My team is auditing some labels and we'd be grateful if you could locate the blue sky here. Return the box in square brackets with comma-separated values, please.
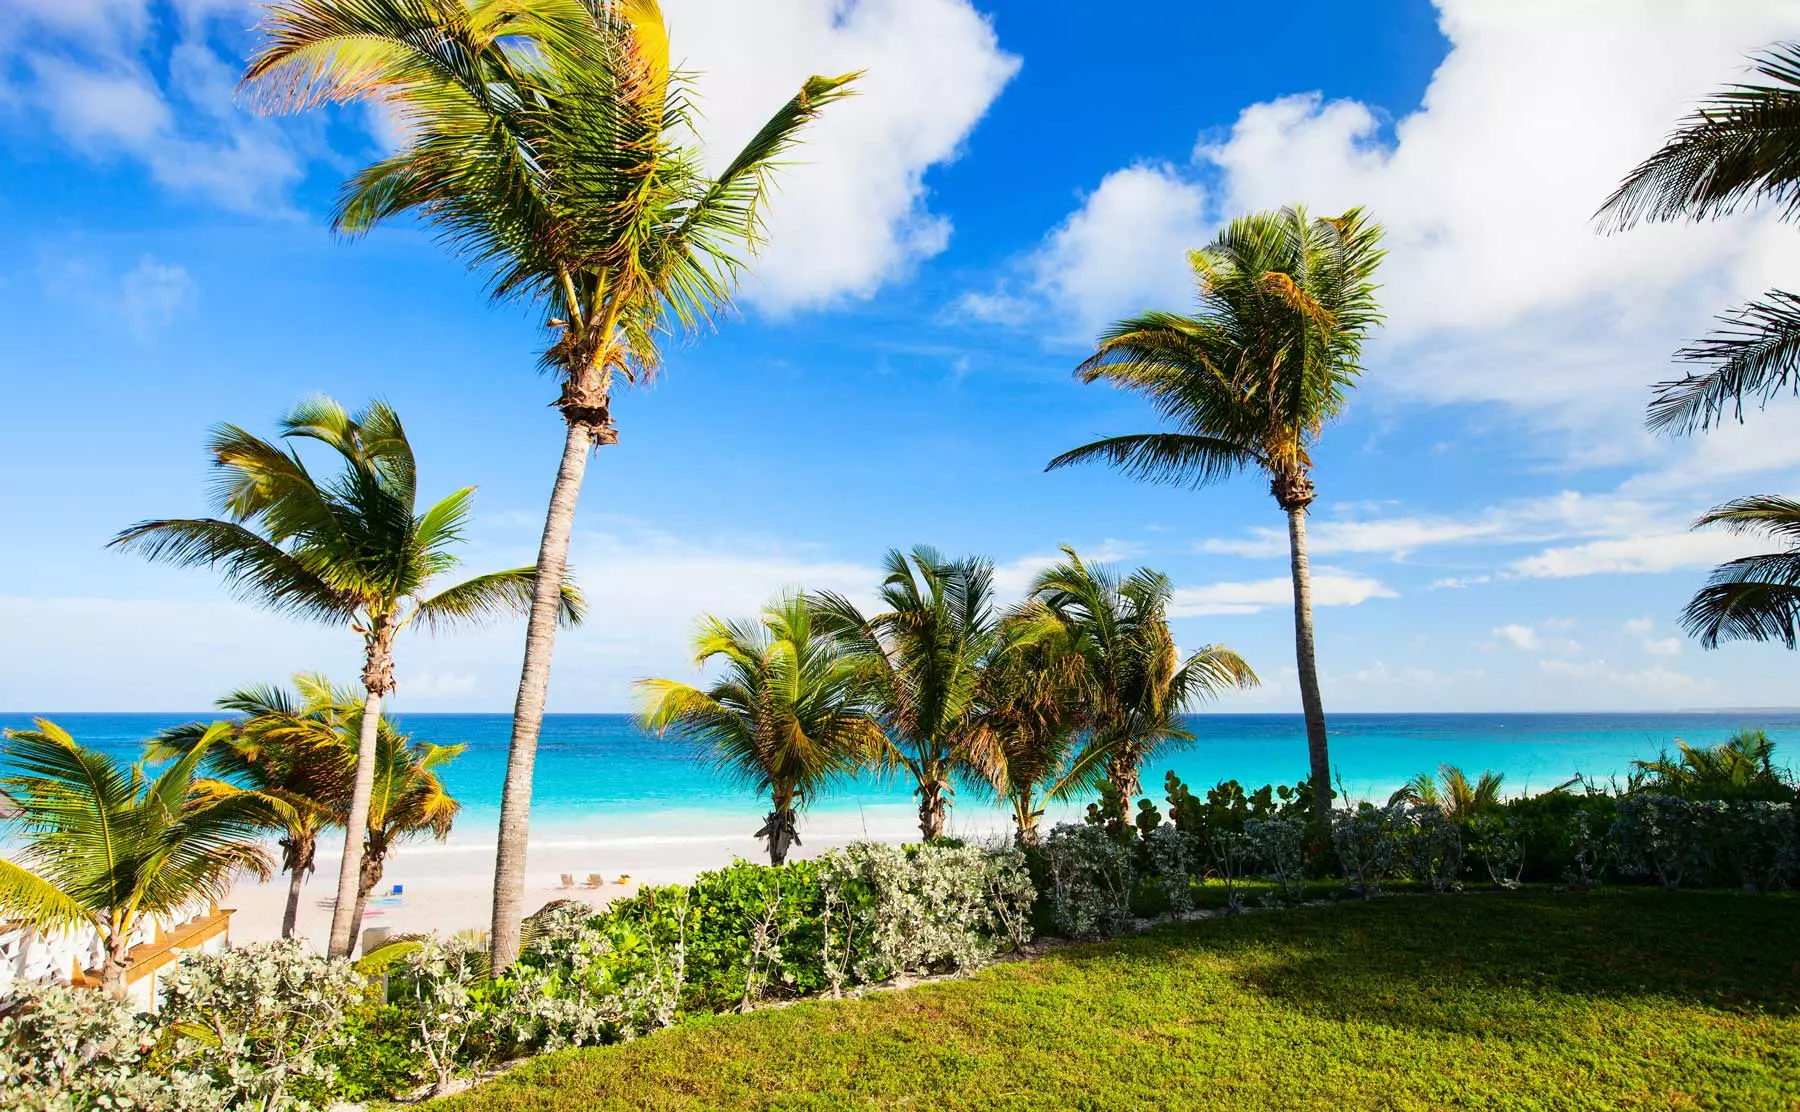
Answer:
[3, 0, 1799, 713]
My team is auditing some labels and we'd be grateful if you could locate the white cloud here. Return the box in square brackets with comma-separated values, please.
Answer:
[1622, 616, 1656, 635]
[965, 0, 1799, 460]
[1169, 568, 1395, 616]
[1537, 657, 1711, 699]
[663, 0, 1018, 312]
[4, 5, 306, 213]
[121, 257, 197, 337]
[1644, 637, 1683, 657]
[1511, 531, 1758, 579]
[1493, 623, 1540, 651]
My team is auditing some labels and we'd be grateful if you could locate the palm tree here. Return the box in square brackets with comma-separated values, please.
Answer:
[1598, 44, 1800, 433]
[1387, 763, 1504, 818]
[111, 396, 581, 959]
[1047, 207, 1385, 825]
[0, 720, 273, 997]
[639, 595, 884, 865]
[1677, 496, 1800, 653]
[237, 0, 855, 971]
[813, 548, 1004, 842]
[970, 620, 1086, 846]
[149, 674, 356, 939]
[347, 724, 464, 935]
[1020, 548, 1258, 803]
[1633, 728, 1793, 802]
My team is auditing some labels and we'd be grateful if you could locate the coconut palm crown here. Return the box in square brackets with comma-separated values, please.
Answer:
[639, 595, 884, 865]
[150, 674, 357, 940]
[111, 396, 580, 960]
[1048, 207, 1383, 824]
[1019, 548, 1258, 803]
[236, 0, 856, 968]
[812, 548, 1004, 842]
[0, 721, 273, 997]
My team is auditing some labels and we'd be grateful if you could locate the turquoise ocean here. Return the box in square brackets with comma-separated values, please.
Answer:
[4, 711, 1796, 845]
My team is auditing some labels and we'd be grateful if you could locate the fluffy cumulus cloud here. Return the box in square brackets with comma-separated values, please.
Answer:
[2, 0, 307, 212]
[661, 0, 1018, 312]
[972, 0, 1798, 446]
[1169, 568, 1395, 617]
[7, 0, 1015, 303]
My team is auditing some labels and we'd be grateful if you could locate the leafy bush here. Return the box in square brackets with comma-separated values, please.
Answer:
[1143, 825, 1198, 915]
[0, 982, 222, 1112]
[1400, 804, 1464, 892]
[1612, 796, 1798, 890]
[308, 999, 425, 1104]
[1243, 817, 1308, 903]
[1041, 823, 1134, 936]
[158, 938, 363, 1112]
[1465, 813, 1525, 888]
[1330, 804, 1403, 894]
[825, 841, 1034, 981]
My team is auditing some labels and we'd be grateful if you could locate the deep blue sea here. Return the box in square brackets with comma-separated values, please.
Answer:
[4, 711, 1795, 844]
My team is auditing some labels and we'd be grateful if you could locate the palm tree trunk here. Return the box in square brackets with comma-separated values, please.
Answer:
[348, 848, 385, 952]
[491, 418, 593, 972]
[1285, 504, 1333, 828]
[918, 775, 947, 841]
[281, 862, 306, 940]
[1106, 753, 1143, 805]
[327, 687, 383, 959]
[100, 929, 132, 999]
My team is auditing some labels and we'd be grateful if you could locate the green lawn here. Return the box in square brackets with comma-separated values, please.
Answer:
[436, 890, 1800, 1111]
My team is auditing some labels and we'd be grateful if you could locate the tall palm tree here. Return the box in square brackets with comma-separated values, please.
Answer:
[238, 0, 855, 971]
[0, 721, 273, 997]
[1021, 548, 1258, 802]
[111, 396, 581, 959]
[1598, 44, 1800, 433]
[347, 725, 464, 936]
[639, 595, 884, 865]
[813, 548, 1003, 842]
[1047, 207, 1384, 825]
[149, 674, 356, 939]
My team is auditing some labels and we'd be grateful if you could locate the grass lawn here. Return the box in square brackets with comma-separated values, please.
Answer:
[435, 890, 1800, 1111]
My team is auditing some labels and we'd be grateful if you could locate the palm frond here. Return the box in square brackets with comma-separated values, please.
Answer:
[1649, 290, 1800, 433]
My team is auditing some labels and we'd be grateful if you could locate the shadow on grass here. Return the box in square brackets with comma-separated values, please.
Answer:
[1059, 888, 1800, 1039]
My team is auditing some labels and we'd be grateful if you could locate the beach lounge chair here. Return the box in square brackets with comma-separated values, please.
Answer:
[582, 874, 603, 888]
[559, 874, 575, 889]
[615, 874, 631, 885]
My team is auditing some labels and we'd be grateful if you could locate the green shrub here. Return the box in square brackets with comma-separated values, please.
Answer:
[0, 982, 222, 1112]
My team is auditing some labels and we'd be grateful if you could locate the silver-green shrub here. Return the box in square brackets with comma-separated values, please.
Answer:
[0, 982, 222, 1112]
[1243, 817, 1308, 903]
[1331, 804, 1403, 894]
[396, 936, 487, 1095]
[1466, 813, 1525, 888]
[159, 938, 362, 1112]
[1041, 823, 1133, 937]
[1144, 825, 1197, 915]
[1613, 795, 1713, 889]
[823, 841, 1034, 980]
[1400, 804, 1464, 892]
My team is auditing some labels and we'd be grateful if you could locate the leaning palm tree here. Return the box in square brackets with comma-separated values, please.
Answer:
[238, 0, 855, 970]
[1598, 44, 1800, 432]
[639, 595, 884, 865]
[1047, 207, 1384, 825]
[0, 721, 273, 997]
[813, 548, 1004, 841]
[346, 725, 464, 937]
[149, 674, 357, 939]
[1020, 548, 1258, 803]
[111, 397, 581, 959]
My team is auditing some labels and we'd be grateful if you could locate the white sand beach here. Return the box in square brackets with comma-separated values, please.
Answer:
[225, 804, 1015, 950]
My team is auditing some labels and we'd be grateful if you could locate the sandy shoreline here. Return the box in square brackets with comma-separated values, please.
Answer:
[222, 805, 1017, 952]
